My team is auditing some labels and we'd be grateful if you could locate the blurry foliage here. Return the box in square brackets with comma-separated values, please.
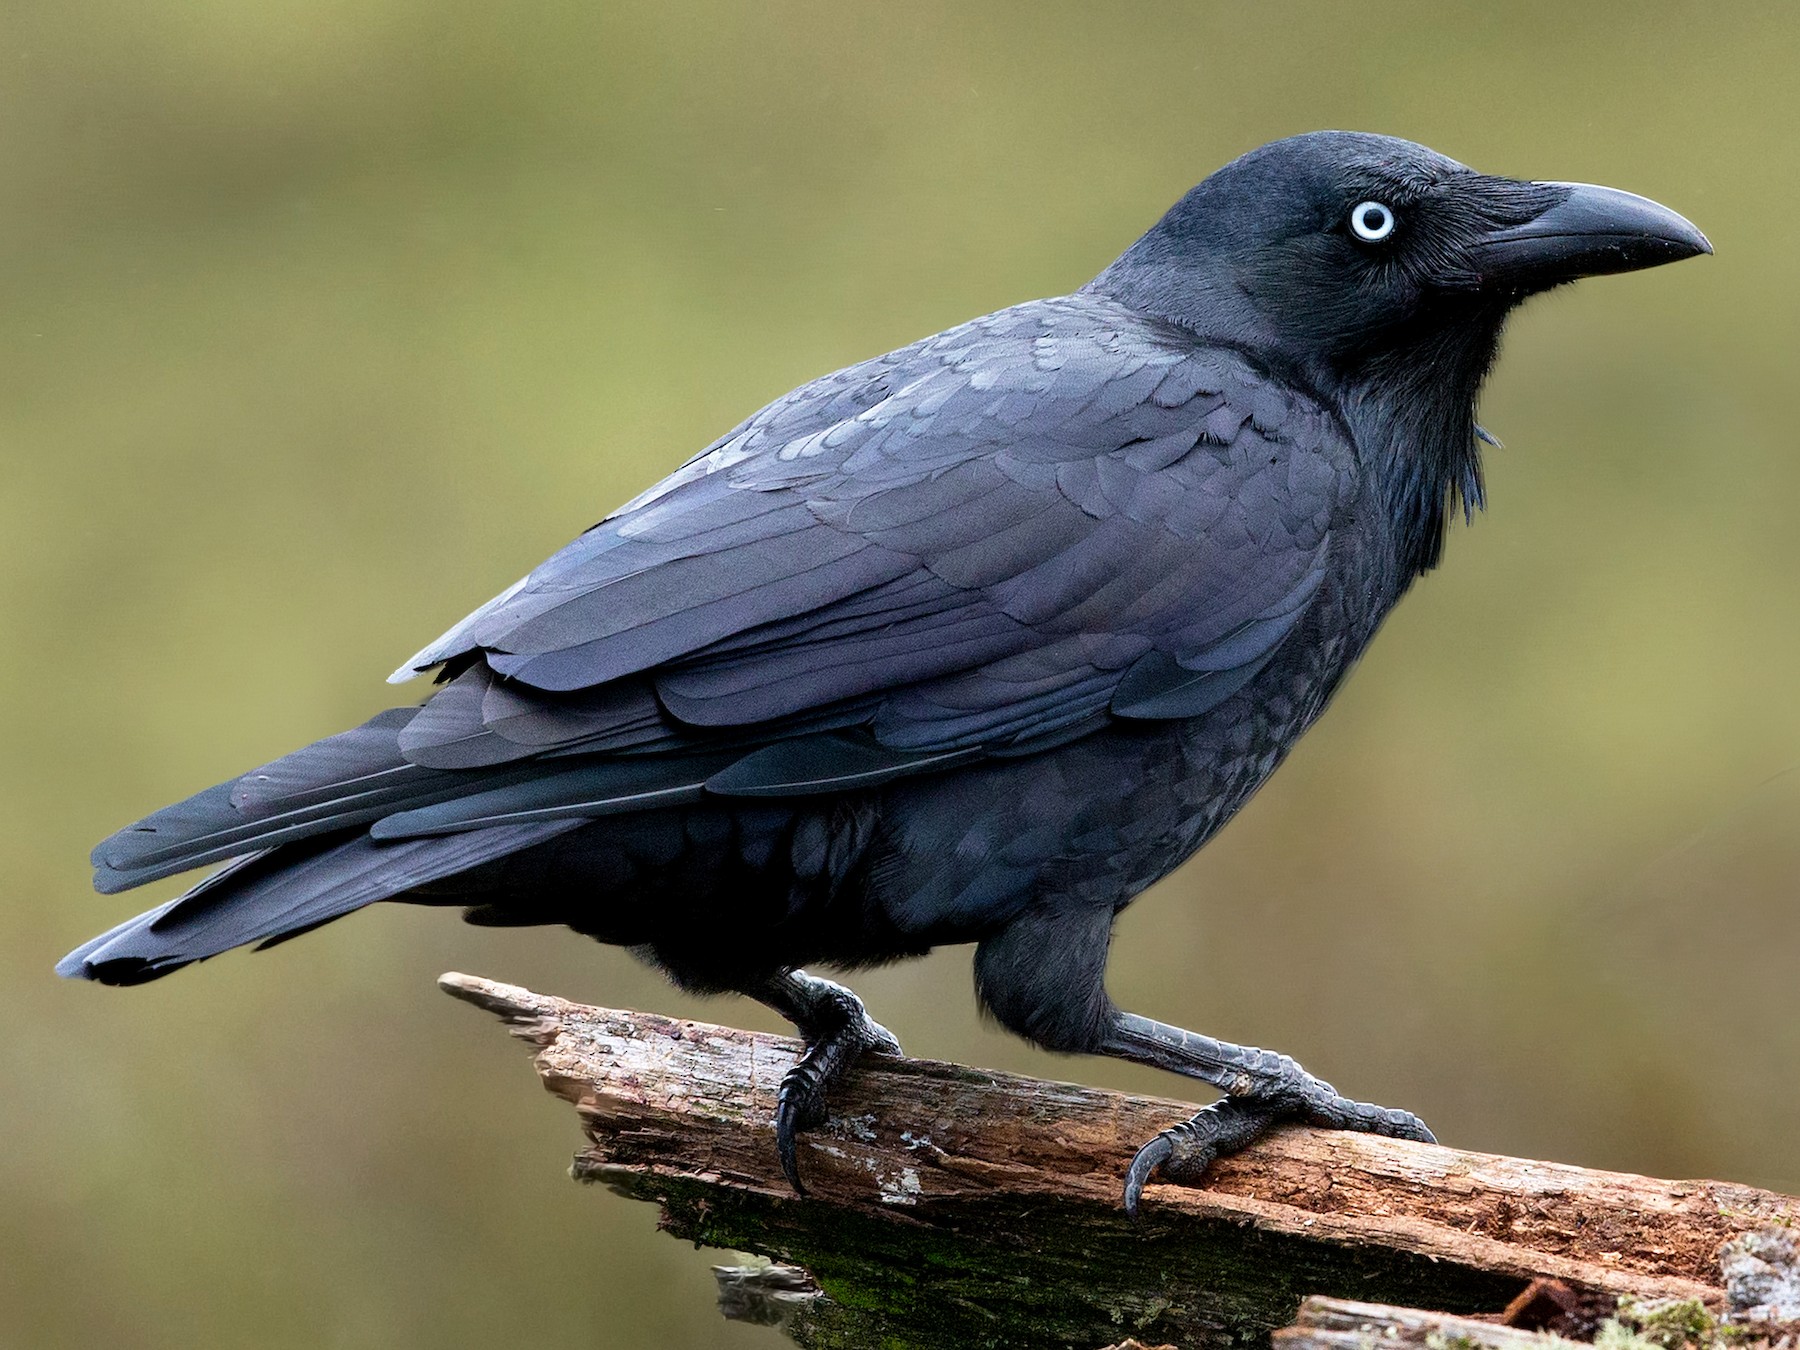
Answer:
[2, 2, 1796, 1346]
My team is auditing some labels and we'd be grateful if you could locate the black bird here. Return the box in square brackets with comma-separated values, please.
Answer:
[61, 133, 1709, 1209]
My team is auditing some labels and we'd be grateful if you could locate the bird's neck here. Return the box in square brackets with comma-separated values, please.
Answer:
[1337, 319, 1503, 583]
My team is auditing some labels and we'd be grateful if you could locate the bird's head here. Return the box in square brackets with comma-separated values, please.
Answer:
[1090, 131, 1710, 573]
[1092, 130, 1709, 371]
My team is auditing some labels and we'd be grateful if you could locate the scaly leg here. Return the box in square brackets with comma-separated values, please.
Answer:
[974, 902, 1433, 1216]
[751, 969, 902, 1194]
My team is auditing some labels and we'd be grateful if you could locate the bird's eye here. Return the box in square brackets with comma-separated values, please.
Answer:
[1349, 201, 1397, 243]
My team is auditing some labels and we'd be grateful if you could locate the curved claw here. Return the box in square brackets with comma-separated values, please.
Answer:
[1121, 1099, 1286, 1217]
[1122, 1132, 1175, 1218]
[775, 1066, 828, 1195]
[775, 1095, 807, 1195]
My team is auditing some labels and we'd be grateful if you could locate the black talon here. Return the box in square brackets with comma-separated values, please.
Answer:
[1123, 1099, 1288, 1216]
[774, 1052, 834, 1193]
[774, 1068, 825, 1193]
[754, 971, 902, 1195]
[1121, 1132, 1173, 1218]
[776, 1125, 805, 1196]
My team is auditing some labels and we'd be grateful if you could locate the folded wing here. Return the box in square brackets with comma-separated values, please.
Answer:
[81, 295, 1352, 959]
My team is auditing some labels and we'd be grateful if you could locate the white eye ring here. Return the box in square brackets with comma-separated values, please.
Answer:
[1349, 200, 1396, 243]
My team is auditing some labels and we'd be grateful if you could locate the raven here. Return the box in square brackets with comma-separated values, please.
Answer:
[62, 133, 1709, 1209]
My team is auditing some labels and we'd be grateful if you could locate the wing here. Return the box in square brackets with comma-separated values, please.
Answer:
[74, 294, 1359, 982]
[96, 294, 1354, 890]
[388, 295, 1351, 784]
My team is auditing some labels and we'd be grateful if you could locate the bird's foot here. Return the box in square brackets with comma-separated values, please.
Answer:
[1121, 1070, 1434, 1217]
[772, 977, 902, 1194]
[1101, 1012, 1434, 1215]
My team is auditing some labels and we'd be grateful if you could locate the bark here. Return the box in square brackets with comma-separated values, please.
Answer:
[1274, 1292, 1800, 1350]
[1274, 1296, 1582, 1350]
[441, 972, 1799, 1350]
[1274, 1297, 1599, 1350]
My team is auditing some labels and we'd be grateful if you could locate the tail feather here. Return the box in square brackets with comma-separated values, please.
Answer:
[89, 708, 532, 893]
[71, 684, 988, 987]
[60, 819, 586, 985]
[55, 897, 187, 983]
[232, 708, 423, 812]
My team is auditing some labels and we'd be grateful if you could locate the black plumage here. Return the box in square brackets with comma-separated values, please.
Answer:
[61, 133, 1710, 1202]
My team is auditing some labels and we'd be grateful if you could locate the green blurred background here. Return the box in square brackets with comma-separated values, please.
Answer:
[4, 2, 1797, 1345]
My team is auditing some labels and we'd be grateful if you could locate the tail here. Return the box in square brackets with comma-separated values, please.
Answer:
[64, 685, 967, 984]
[87, 708, 490, 894]
[60, 707, 582, 985]
[58, 822, 579, 984]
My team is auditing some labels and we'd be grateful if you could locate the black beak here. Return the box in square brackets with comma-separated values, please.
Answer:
[1468, 182, 1711, 290]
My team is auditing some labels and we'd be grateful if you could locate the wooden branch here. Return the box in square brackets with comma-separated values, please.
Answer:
[441, 972, 1799, 1350]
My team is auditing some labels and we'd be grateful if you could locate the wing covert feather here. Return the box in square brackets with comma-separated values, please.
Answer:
[388, 295, 1354, 775]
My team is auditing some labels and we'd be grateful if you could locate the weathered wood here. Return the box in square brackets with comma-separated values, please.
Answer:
[1274, 1289, 1800, 1350]
[442, 972, 1800, 1350]
[1274, 1303, 1584, 1350]
[1274, 1296, 1571, 1350]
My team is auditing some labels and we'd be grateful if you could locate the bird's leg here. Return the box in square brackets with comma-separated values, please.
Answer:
[972, 904, 1432, 1216]
[750, 969, 903, 1194]
[1100, 1010, 1435, 1215]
